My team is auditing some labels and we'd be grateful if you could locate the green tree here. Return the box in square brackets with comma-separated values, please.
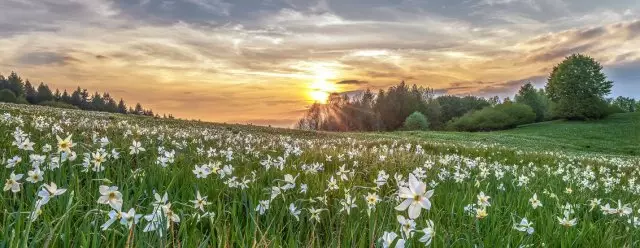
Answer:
[403, 111, 429, 131]
[515, 83, 548, 122]
[612, 96, 636, 112]
[0, 89, 17, 103]
[117, 99, 128, 114]
[24, 80, 37, 104]
[546, 54, 613, 120]
[35, 82, 54, 103]
[6, 72, 24, 96]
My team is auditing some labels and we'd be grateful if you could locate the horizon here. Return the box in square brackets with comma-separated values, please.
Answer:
[1, 0, 639, 127]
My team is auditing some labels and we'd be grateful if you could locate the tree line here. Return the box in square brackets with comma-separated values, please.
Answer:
[0, 71, 173, 118]
[298, 54, 639, 132]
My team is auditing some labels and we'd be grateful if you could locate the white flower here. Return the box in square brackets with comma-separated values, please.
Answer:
[101, 210, 123, 230]
[395, 173, 434, 219]
[380, 231, 405, 248]
[529, 193, 542, 209]
[190, 191, 210, 212]
[397, 215, 416, 238]
[308, 207, 324, 222]
[255, 200, 270, 215]
[26, 168, 44, 183]
[477, 192, 491, 208]
[129, 141, 145, 155]
[56, 134, 74, 154]
[289, 203, 301, 221]
[3, 172, 23, 193]
[513, 217, 534, 234]
[6, 156, 21, 168]
[38, 182, 67, 204]
[419, 220, 435, 245]
[120, 208, 143, 228]
[557, 216, 577, 227]
[97, 185, 123, 211]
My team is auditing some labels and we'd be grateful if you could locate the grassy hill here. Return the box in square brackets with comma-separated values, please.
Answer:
[377, 112, 640, 156]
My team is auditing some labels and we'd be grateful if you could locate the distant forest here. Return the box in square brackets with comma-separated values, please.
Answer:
[0, 71, 173, 118]
[298, 54, 639, 132]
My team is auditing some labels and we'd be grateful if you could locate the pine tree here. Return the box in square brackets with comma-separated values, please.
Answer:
[24, 80, 37, 104]
[35, 82, 54, 103]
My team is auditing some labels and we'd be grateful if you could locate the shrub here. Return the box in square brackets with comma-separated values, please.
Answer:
[448, 103, 536, 132]
[0, 89, 17, 103]
[403, 111, 429, 131]
[494, 103, 536, 127]
[38, 101, 79, 109]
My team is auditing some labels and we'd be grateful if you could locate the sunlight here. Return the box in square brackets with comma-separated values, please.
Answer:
[308, 64, 338, 103]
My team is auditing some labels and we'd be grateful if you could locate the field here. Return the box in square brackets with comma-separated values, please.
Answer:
[1, 103, 639, 247]
[382, 112, 640, 157]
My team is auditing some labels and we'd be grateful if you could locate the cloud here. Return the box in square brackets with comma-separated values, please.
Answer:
[16, 52, 79, 66]
[335, 79, 368, 85]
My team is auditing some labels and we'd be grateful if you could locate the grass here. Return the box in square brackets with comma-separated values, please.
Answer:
[382, 112, 640, 157]
[0, 103, 639, 247]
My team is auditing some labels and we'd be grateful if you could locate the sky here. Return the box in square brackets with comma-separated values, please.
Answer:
[1, 0, 639, 127]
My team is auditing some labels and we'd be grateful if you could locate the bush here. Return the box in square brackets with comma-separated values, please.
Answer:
[403, 111, 429, 131]
[494, 103, 536, 127]
[0, 89, 17, 103]
[448, 103, 536, 132]
[38, 101, 79, 109]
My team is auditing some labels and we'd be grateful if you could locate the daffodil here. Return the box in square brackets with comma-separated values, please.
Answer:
[97, 185, 123, 211]
[395, 173, 434, 219]
[56, 134, 74, 154]
[4, 172, 23, 193]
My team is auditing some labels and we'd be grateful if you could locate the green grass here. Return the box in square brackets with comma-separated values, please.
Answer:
[381, 112, 640, 157]
[1, 103, 640, 247]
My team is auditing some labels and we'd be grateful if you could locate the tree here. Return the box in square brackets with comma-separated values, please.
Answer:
[612, 96, 636, 112]
[35, 82, 54, 103]
[134, 103, 144, 115]
[24, 80, 37, 104]
[117, 99, 128, 114]
[5, 72, 24, 96]
[546, 54, 613, 120]
[515, 83, 548, 122]
[403, 111, 429, 131]
[0, 89, 17, 103]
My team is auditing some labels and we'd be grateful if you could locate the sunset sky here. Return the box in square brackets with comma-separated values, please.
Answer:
[1, 0, 639, 127]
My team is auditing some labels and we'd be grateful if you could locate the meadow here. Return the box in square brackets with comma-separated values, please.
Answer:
[1, 103, 639, 247]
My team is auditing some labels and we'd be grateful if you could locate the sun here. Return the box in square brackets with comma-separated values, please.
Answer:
[307, 65, 338, 103]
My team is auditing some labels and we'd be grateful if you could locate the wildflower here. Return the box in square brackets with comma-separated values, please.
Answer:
[380, 231, 405, 248]
[5, 156, 21, 168]
[101, 210, 123, 230]
[529, 193, 542, 209]
[477, 192, 491, 208]
[475, 208, 488, 219]
[588, 198, 601, 211]
[38, 182, 67, 204]
[4, 172, 23, 193]
[326, 176, 339, 192]
[397, 215, 416, 238]
[97, 185, 123, 211]
[289, 203, 301, 221]
[339, 193, 357, 215]
[513, 218, 534, 234]
[190, 191, 210, 212]
[120, 208, 143, 228]
[395, 173, 434, 219]
[26, 168, 44, 183]
[129, 141, 145, 155]
[308, 207, 324, 222]
[557, 215, 577, 227]
[299, 184, 308, 193]
[56, 134, 74, 154]
[256, 200, 270, 215]
[281, 174, 297, 191]
[419, 220, 435, 245]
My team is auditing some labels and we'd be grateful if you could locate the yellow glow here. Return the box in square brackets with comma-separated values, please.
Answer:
[307, 65, 338, 103]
